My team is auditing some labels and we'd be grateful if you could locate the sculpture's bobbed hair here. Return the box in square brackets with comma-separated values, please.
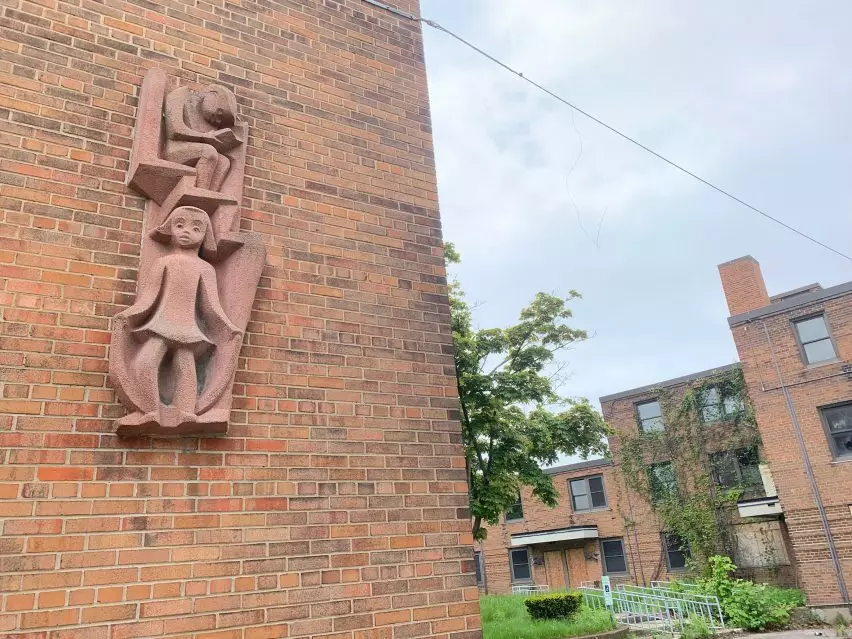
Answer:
[150, 205, 217, 254]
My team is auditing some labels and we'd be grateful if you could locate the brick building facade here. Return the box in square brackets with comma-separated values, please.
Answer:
[722, 255, 852, 612]
[476, 364, 795, 596]
[478, 255, 852, 614]
[0, 1, 480, 637]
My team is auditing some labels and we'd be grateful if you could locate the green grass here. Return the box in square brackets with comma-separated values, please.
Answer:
[481, 594, 616, 639]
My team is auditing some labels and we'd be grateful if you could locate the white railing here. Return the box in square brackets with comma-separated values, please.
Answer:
[580, 583, 724, 634]
[511, 584, 551, 595]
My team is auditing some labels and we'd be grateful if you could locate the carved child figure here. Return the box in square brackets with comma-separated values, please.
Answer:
[114, 206, 240, 429]
[165, 84, 242, 192]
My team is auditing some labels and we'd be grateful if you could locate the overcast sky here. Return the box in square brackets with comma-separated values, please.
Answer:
[420, 0, 852, 410]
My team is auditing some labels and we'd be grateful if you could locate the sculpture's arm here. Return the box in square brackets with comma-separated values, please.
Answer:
[165, 88, 213, 144]
[200, 265, 241, 336]
[115, 259, 166, 326]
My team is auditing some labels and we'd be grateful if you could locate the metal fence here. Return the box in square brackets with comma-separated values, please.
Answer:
[580, 582, 724, 634]
[511, 584, 551, 595]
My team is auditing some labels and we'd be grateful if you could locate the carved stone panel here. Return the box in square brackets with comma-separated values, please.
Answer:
[110, 69, 265, 437]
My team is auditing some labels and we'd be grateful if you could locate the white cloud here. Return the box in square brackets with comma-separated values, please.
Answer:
[422, 0, 852, 405]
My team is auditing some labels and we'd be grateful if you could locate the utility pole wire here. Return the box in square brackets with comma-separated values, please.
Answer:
[421, 18, 852, 263]
[360, 1, 852, 263]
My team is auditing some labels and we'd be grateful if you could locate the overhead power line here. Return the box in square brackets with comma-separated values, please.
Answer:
[360, 0, 852, 263]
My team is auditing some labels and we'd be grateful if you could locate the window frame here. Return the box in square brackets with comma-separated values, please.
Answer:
[505, 494, 524, 522]
[709, 446, 761, 491]
[648, 461, 677, 503]
[662, 532, 690, 572]
[698, 385, 745, 424]
[636, 399, 665, 433]
[509, 547, 532, 583]
[474, 550, 485, 587]
[792, 313, 838, 366]
[569, 474, 608, 513]
[600, 537, 629, 575]
[819, 400, 852, 460]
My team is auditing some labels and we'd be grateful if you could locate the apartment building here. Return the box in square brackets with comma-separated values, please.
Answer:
[475, 256, 852, 600]
[475, 360, 795, 595]
[721, 256, 852, 613]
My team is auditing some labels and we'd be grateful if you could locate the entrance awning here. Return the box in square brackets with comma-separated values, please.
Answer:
[510, 526, 598, 547]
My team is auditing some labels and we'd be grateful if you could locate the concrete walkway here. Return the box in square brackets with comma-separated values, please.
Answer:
[740, 630, 838, 639]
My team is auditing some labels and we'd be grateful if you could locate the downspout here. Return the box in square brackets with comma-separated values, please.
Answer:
[761, 321, 849, 606]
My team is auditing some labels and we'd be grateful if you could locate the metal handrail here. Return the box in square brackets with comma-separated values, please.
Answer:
[580, 583, 725, 634]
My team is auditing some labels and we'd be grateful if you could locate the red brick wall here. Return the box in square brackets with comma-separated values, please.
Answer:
[727, 288, 852, 605]
[602, 396, 697, 586]
[476, 464, 629, 595]
[0, 0, 480, 637]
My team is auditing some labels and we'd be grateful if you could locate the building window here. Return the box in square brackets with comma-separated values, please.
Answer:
[794, 315, 836, 364]
[710, 446, 761, 493]
[510, 548, 532, 582]
[649, 462, 676, 502]
[474, 550, 484, 586]
[505, 494, 523, 521]
[699, 386, 746, 424]
[601, 538, 628, 574]
[637, 400, 664, 432]
[569, 475, 607, 512]
[821, 402, 852, 459]
[663, 533, 689, 571]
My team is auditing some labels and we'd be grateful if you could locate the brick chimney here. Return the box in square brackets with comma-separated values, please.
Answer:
[718, 255, 770, 316]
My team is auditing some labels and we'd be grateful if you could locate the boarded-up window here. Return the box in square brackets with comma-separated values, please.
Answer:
[734, 521, 790, 568]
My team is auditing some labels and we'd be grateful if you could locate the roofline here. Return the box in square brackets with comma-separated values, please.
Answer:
[729, 280, 852, 326]
[543, 458, 612, 476]
[770, 283, 821, 302]
[599, 363, 741, 403]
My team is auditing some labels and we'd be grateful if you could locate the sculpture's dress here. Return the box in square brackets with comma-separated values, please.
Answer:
[132, 256, 213, 350]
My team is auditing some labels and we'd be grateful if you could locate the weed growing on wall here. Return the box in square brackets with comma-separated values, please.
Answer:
[616, 368, 761, 576]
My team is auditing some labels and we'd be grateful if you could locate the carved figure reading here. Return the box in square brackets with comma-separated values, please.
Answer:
[165, 85, 242, 192]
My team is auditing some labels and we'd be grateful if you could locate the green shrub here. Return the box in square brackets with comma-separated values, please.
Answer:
[523, 591, 583, 621]
[681, 616, 712, 639]
[694, 555, 806, 631]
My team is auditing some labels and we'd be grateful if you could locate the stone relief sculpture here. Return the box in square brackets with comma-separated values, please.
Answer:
[110, 69, 265, 437]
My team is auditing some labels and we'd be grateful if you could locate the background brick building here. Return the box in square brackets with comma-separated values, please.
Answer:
[476, 363, 795, 596]
[0, 0, 480, 637]
[722, 255, 852, 613]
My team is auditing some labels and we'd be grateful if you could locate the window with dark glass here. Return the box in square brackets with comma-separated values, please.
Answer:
[505, 494, 523, 521]
[821, 403, 852, 459]
[637, 400, 664, 432]
[474, 550, 484, 586]
[510, 548, 531, 582]
[794, 315, 836, 364]
[699, 386, 746, 424]
[569, 475, 607, 512]
[663, 533, 689, 570]
[710, 446, 761, 492]
[601, 538, 627, 574]
[649, 462, 676, 502]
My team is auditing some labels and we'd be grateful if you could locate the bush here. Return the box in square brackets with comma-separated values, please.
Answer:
[524, 591, 583, 621]
[681, 616, 713, 639]
[695, 555, 806, 631]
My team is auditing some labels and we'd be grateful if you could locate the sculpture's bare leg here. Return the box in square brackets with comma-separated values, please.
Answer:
[171, 347, 198, 415]
[165, 142, 219, 190]
[135, 337, 168, 413]
[211, 155, 230, 192]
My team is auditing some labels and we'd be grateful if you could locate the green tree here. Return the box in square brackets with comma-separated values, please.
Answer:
[445, 244, 609, 540]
